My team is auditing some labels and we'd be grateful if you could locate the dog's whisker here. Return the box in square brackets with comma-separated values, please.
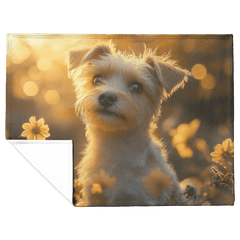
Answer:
[67, 103, 76, 108]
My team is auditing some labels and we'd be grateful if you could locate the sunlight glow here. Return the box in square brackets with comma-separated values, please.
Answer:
[218, 125, 229, 136]
[11, 45, 30, 64]
[45, 90, 60, 105]
[196, 139, 207, 151]
[180, 146, 193, 158]
[11, 70, 28, 99]
[200, 74, 216, 90]
[28, 66, 42, 80]
[49, 40, 66, 52]
[23, 81, 39, 96]
[15, 45, 30, 60]
[37, 57, 52, 71]
[191, 64, 207, 80]
[11, 55, 24, 65]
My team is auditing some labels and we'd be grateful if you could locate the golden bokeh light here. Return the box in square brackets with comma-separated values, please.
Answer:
[37, 57, 52, 71]
[173, 142, 193, 158]
[15, 45, 30, 60]
[49, 40, 66, 52]
[170, 119, 200, 158]
[11, 55, 23, 65]
[195, 138, 211, 162]
[11, 70, 28, 99]
[45, 90, 60, 105]
[23, 81, 39, 96]
[11, 45, 30, 64]
[28, 66, 42, 80]
[196, 139, 207, 151]
[200, 74, 216, 90]
[218, 125, 229, 136]
[180, 146, 193, 158]
[191, 64, 207, 80]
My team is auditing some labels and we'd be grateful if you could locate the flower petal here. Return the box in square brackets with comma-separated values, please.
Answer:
[22, 123, 33, 130]
[212, 158, 222, 163]
[214, 144, 224, 154]
[210, 152, 216, 156]
[211, 152, 224, 162]
[27, 133, 35, 140]
[36, 134, 46, 140]
[40, 131, 50, 137]
[229, 143, 234, 153]
[229, 149, 234, 155]
[29, 116, 37, 127]
[40, 124, 49, 132]
[21, 130, 32, 137]
[37, 118, 45, 127]
[210, 152, 221, 158]
[222, 139, 231, 152]
[212, 158, 221, 163]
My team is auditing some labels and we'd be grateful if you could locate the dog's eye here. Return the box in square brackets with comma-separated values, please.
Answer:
[130, 82, 143, 94]
[93, 75, 103, 85]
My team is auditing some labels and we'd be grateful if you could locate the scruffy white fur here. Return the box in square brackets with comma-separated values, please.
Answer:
[69, 42, 191, 206]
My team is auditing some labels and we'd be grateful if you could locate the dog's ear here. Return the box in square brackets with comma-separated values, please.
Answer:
[68, 43, 113, 72]
[81, 43, 113, 65]
[68, 49, 90, 72]
[145, 54, 191, 96]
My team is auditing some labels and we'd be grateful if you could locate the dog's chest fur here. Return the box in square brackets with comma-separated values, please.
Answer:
[78, 128, 180, 206]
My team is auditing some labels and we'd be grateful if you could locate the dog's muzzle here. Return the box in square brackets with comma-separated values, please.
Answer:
[98, 91, 118, 107]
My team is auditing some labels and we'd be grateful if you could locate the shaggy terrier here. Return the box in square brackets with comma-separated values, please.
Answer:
[68, 42, 191, 206]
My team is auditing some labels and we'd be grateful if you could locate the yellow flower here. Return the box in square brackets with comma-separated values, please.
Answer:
[142, 167, 174, 197]
[90, 170, 116, 193]
[73, 180, 84, 203]
[21, 116, 50, 140]
[87, 170, 116, 205]
[210, 138, 233, 170]
[91, 183, 103, 194]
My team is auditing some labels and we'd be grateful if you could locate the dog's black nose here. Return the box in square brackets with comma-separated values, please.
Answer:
[98, 92, 118, 107]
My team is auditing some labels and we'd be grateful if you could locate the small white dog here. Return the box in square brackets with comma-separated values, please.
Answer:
[69, 42, 191, 206]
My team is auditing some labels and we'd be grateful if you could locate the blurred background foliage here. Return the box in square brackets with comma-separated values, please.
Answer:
[6, 34, 233, 205]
